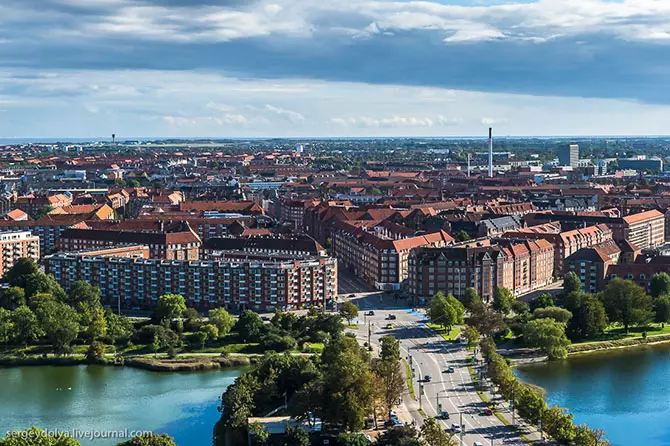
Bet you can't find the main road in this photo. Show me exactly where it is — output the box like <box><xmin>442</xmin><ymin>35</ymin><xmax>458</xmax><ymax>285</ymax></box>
<box><xmin>349</xmin><ymin>294</ymin><xmax>526</xmax><ymax>446</ymax></box>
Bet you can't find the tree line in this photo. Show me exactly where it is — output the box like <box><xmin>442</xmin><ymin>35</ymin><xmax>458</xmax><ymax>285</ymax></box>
<box><xmin>479</xmin><ymin>338</ymin><xmax>609</xmax><ymax>446</ymax></box>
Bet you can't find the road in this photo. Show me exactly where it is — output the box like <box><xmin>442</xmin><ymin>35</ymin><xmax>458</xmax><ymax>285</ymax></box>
<box><xmin>351</xmin><ymin>302</ymin><xmax>526</xmax><ymax>446</ymax></box>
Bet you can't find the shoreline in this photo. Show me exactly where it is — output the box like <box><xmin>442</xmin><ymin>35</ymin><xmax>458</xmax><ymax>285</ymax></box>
<box><xmin>508</xmin><ymin>332</ymin><xmax>670</xmax><ymax>366</ymax></box>
<box><xmin>0</xmin><ymin>354</ymin><xmax>255</xmax><ymax>372</ymax></box>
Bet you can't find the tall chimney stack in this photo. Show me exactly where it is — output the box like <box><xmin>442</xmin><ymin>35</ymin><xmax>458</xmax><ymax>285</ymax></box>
<box><xmin>488</xmin><ymin>127</ymin><xmax>493</xmax><ymax>178</ymax></box>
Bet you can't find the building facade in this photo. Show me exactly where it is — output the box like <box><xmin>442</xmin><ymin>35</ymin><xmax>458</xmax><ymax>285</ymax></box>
<box><xmin>0</xmin><ymin>231</ymin><xmax>40</xmax><ymax>278</ymax></box>
<box><xmin>558</xmin><ymin>144</ymin><xmax>579</xmax><ymax>168</ymax></box>
<box><xmin>45</xmin><ymin>252</ymin><xmax>337</xmax><ymax>313</ymax></box>
<box><xmin>332</xmin><ymin>220</ymin><xmax>454</xmax><ymax>290</ymax></box>
<box><xmin>622</xmin><ymin>210</ymin><xmax>665</xmax><ymax>250</ymax></box>
<box><xmin>408</xmin><ymin>239</ymin><xmax>554</xmax><ymax>301</ymax></box>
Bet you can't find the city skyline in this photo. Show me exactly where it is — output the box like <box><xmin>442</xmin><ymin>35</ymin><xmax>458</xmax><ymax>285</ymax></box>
<box><xmin>3</xmin><ymin>0</ymin><xmax>670</xmax><ymax>137</ymax></box>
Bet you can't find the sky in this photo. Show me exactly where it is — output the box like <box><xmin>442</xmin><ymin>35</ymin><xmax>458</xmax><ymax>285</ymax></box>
<box><xmin>3</xmin><ymin>0</ymin><xmax>670</xmax><ymax>138</ymax></box>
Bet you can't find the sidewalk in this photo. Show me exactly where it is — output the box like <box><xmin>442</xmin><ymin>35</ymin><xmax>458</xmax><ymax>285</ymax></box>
<box><xmin>472</xmin><ymin>353</ymin><xmax>554</xmax><ymax>445</ymax></box>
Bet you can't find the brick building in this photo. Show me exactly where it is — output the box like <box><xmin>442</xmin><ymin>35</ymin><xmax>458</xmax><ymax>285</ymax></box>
<box><xmin>566</xmin><ymin>240</ymin><xmax>622</xmax><ymax>293</ymax></box>
<box><xmin>45</xmin><ymin>252</ymin><xmax>337</xmax><ymax>313</ymax></box>
<box><xmin>504</xmin><ymin>223</ymin><xmax>613</xmax><ymax>276</ymax></box>
<box><xmin>332</xmin><ymin>220</ymin><xmax>454</xmax><ymax>290</ymax></box>
<box><xmin>58</xmin><ymin>224</ymin><xmax>202</xmax><ymax>260</ymax></box>
<box><xmin>408</xmin><ymin>238</ymin><xmax>554</xmax><ymax>301</ymax></box>
<box><xmin>0</xmin><ymin>231</ymin><xmax>40</xmax><ymax>278</ymax></box>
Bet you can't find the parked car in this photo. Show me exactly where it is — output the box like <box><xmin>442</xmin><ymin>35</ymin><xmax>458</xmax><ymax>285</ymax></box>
<box><xmin>367</xmin><ymin>310</ymin><xmax>375</xmax><ymax>316</ymax></box>
<box><xmin>349</xmin><ymin>294</ymin><xmax>356</xmax><ymax>298</ymax></box>
<box><xmin>384</xmin><ymin>419</ymin><xmax>403</xmax><ymax>428</ymax></box>
<box><xmin>474</xmin><ymin>442</ymin><xmax>483</xmax><ymax>446</ymax></box>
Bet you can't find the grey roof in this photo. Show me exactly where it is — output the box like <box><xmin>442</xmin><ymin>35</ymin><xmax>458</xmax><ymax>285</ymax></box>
<box><xmin>479</xmin><ymin>215</ymin><xmax>523</xmax><ymax>232</ymax></box>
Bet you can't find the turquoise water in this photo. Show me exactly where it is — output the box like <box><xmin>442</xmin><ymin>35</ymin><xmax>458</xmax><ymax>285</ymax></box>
<box><xmin>515</xmin><ymin>343</ymin><xmax>670</xmax><ymax>446</ymax></box>
<box><xmin>0</xmin><ymin>365</ymin><xmax>241</xmax><ymax>446</ymax></box>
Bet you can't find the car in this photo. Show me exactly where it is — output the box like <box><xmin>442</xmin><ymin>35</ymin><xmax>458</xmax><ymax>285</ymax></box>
<box><xmin>451</xmin><ymin>424</ymin><xmax>462</xmax><ymax>433</ymax></box>
<box><xmin>438</xmin><ymin>411</ymin><xmax>450</xmax><ymax>420</ymax></box>
<box><xmin>349</xmin><ymin>294</ymin><xmax>356</xmax><ymax>298</ymax></box>
<box><xmin>390</xmin><ymin>411</ymin><xmax>398</xmax><ymax>420</ymax></box>
<box><xmin>423</xmin><ymin>375</ymin><xmax>431</xmax><ymax>382</ymax></box>
<box><xmin>447</xmin><ymin>366</ymin><xmax>455</xmax><ymax>373</ymax></box>
<box><xmin>384</xmin><ymin>323</ymin><xmax>394</xmax><ymax>329</ymax></box>
<box><xmin>387</xmin><ymin>314</ymin><xmax>397</xmax><ymax>320</ymax></box>
<box><xmin>367</xmin><ymin>310</ymin><xmax>375</xmax><ymax>316</ymax></box>
<box><xmin>384</xmin><ymin>419</ymin><xmax>403</xmax><ymax>428</ymax></box>
<box><xmin>479</xmin><ymin>408</ymin><xmax>493</xmax><ymax>416</ymax></box>
<box><xmin>474</xmin><ymin>442</ymin><xmax>483</xmax><ymax>446</ymax></box>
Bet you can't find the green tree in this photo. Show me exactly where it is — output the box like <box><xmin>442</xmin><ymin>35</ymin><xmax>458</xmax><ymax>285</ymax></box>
<box><xmin>156</xmin><ymin>294</ymin><xmax>187</xmax><ymax>325</ymax></box>
<box><xmin>0</xmin><ymin>427</ymin><xmax>80</xmax><ymax>446</ymax></box>
<box><xmin>380</xmin><ymin>335</ymin><xmax>400</xmax><ymax>361</ymax></box>
<box><xmin>182</xmin><ymin>307</ymin><xmax>203</xmax><ymax>332</ymax></box>
<box><xmin>373</xmin><ymin>358</ymin><xmax>405</xmax><ymax>419</ymax></box>
<box><xmin>493</xmin><ymin>287</ymin><xmax>514</xmax><ymax>316</ymax></box>
<box><xmin>462</xmin><ymin>288</ymin><xmax>482</xmax><ymax>312</ymax></box>
<box><xmin>511</xmin><ymin>300</ymin><xmax>530</xmax><ymax>316</ymax></box>
<box><xmin>515</xmin><ymin>384</ymin><xmax>546</xmax><ymax>424</ymax></box>
<box><xmin>0</xmin><ymin>308</ymin><xmax>14</xmax><ymax>346</ymax></box>
<box><xmin>36</xmin><ymin>299</ymin><xmax>80</xmax><ymax>354</ymax></box>
<box><xmin>235</xmin><ymin>310</ymin><xmax>265</xmax><ymax>342</ymax></box>
<box><xmin>86</xmin><ymin>340</ymin><xmax>106</xmax><ymax>362</ymax></box>
<box><xmin>564</xmin><ymin>272</ymin><xmax>583</xmax><ymax>295</ymax></box>
<box><xmin>320</xmin><ymin>336</ymin><xmax>375</xmax><ymax>431</ymax></box>
<box><xmin>106</xmin><ymin>312</ymin><xmax>135</xmax><ymax>345</ymax></box>
<box><xmin>337</xmin><ymin>433</ymin><xmax>369</xmax><ymax>446</ymax></box>
<box><xmin>462</xmin><ymin>325</ymin><xmax>480</xmax><ymax>347</ymax></box>
<box><xmin>469</xmin><ymin>306</ymin><xmax>506</xmax><ymax>337</ymax></box>
<box><xmin>339</xmin><ymin>301</ymin><xmax>359</xmax><ymax>325</ymax></box>
<box><xmin>523</xmin><ymin>318</ymin><xmax>570</xmax><ymax>360</ymax></box>
<box><xmin>66</xmin><ymin>281</ymin><xmax>101</xmax><ymax>308</ymax></box>
<box><xmin>444</xmin><ymin>293</ymin><xmax>465</xmax><ymax>324</ymax></box>
<box><xmin>128</xmin><ymin>179</ymin><xmax>141</xmax><ymax>188</ymax></box>
<box><xmin>208</xmin><ymin>307</ymin><xmax>235</xmax><ymax>336</ymax></box>
<box><xmin>573</xmin><ymin>426</ymin><xmax>610</xmax><ymax>446</ymax></box>
<box><xmin>533</xmin><ymin>306</ymin><xmax>573</xmax><ymax>324</ymax></box>
<box><xmin>282</xmin><ymin>426</ymin><xmax>309</xmax><ymax>446</ymax></box>
<box><xmin>116</xmin><ymin>433</ymin><xmax>177</xmax><ymax>446</ymax></box>
<box><xmin>24</xmin><ymin>273</ymin><xmax>67</xmax><ymax>302</ymax></box>
<box><xmin>542</xmin><ymin>406</ymin><xmax>576</xmax><ymax>443</ymax></box>
<box><xmin>420</xmin><ymin>417</ymin><xmax>457</xmax><ymax>446</ymax></box>
<box><xmin>655</xmin><ymin>295</ymin><xmax>670</xmax><ymax>328</ymax></box>
<box><xmin>455</xmin><ymin>230</ymin><xmax>471</xmax><ymax>242</ymax></box>
<box><xmin>602</xmin><ymin>278</ymin><xmax>653</xmax><ymax>332</ymax></box>
<box><xmin>33</xmin><ymin>205</ymin><xmax>54</xmax><ymax>220</ymax></box>
<box><xmin>429</xmin><ymin>293</ymin><xmax>457</xmax><ymax>330</ymax></box>
<box><xmin>375</xmin><ymin>426</ymin><xmax>421</xmax><ymax>446</ymax></box>
<box><xmin>533</xmin><ymin>292</ymin><xmax>555</xmax><ymax>310</ymax></box>
<box><xmin>3</xmin><ymin>257</ymin><xmax>39</xmax><ymax>286</ymax></box>
<box><xmin>650</xmin><ymin>272</ymin><xmax>670</xmax><ymax>298</ymax></box>
<box><xmin>249</xmin><ymin>422</ymin><xmax>270</xmax><ymax>446</ymax></box>
<box><xmin>83</xmin><ymin>305</ymin><xmax>108</xmax><ymax>341</ymax></box>
<box><xmin>0</xmin><ymin>286</ymin><xmax>26</xmax><ymax>310</ymax></box>
<box><xmin>195</xmin><ymin>330</ymin><xmax>208</xmax><ymax>349</ymax></box>
<box><xmin>11</xmin><ymin>305</ymin><xmax>43</xmax><ymax>347</ymax></box>
<box><xmin>219</xmin><ymin>372</ymin><xmax>261</xmax><ymax>428</ymax></box>
<box><xmin>201</xmin><ymin>323</ymin><xmax>219</xmax><ymax>342</ymax></box>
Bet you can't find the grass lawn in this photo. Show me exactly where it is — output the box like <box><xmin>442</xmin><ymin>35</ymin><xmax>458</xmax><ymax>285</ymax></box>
<box><xmin>572</xmin><ymin>323</ymin><xmax>670</xmax><ymax>345</ymax></box>
<box><xmin>346</xmin><ymin>324</ymin><xmax>359</xmax><ymax>330</ymax></box>
<box><xmin>402</xmin><ymin>359</ymin><xmax>416</xmax><ymax>400</ymax></box>
<box><xmin>425</xmin><ymin>323</ymin><xmax>461</xmax><ymax>341</ymax></box>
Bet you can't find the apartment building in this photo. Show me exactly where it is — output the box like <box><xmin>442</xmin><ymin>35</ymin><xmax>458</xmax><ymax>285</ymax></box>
<box><xmin>622</xmin><ymin>210</ymin><xmax>665</xmax><ymax>250</ymax></box>
<box><xmin>0</xmin><ymin>231</ymin><xmax>40</xmax><ymax>278</ymax></box>
<box><xmin>15</xmin><ymin>193</ymin><xmax>72</xmax><ymax>218</ymax></box>
<box><xmin>504</xmin><ymin>223</ymin><xmax>613</xmax><ymax>276</ymax></box>
<box><xmin>202</xmin><ymin>236</ymin><xmax>326</xmax><ymax>260</ymax></box>
<box><xmin>566</xmin><ymin>240</ymin><xmax>622</xmax><ymax>293</ymax></box>
<box><xmin>45</xmin><ymin>252</ymin><xmax>337</xmax><ymax>313</ymax></box>
<box><xmin>332</xmin><ymin>220</ymin><xmax>454</xmax><ymax>290</ymax></box>
<box><xmin>0</xmin><ymin>215</ymin><xmax>86</xmax><ymax>254</ymax></box>
<box><xmin>58</xmin><ymin>225</ymin><xmax>202</xmax><ymax>260</ymax></box>
<box><xmin>408</xmin><ymin>239</ymin><xmax>554</xmax><ymax>301</ymax></box>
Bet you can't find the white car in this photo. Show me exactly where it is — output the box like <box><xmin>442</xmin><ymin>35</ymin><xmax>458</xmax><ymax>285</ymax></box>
<box><xmin>451</xmin><ymin>423</ymin><xmax>462</xmax><ymax>433</ymax></box>
<box><xmin>474</xmin><ymin>442</ymin><xmax>483</xmax><ymax>446</ymax></box>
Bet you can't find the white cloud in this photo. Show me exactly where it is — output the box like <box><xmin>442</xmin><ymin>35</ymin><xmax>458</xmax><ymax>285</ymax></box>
<box><xmin>331</xmin><ymin>114</ymin><xmax>461</xmax><ymax>128</ymax></box>
<box><xmin>480</xmin><ymin>117</ymin><xmax>509</xmax><ymax>126</ymax></box>
<box><xmin>264</xmin><ymin>104</ymin><xmax>305</xmax><ymax>123</ymax></box>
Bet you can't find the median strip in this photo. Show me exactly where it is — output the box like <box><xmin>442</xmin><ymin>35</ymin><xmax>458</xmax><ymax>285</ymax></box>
<box><xmin>402</xmin><ymin>358</ymin><xmax>416</xmax><ymax>400</ymax></box>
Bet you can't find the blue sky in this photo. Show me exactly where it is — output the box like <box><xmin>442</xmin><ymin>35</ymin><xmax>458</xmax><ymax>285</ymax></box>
<box><xmin>2</xmin><ymin>0</ymin><xmax>670</xmax><ymax>138</ymax></box>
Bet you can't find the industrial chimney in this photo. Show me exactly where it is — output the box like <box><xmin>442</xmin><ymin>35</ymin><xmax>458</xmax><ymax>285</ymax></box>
<box><xmin>112</xmin><ymin>133</ymin><xmax>116</xmax><ymax>145</ymax></box>
<box><xmin>488</xmin><ymin>127</ymin><xmax>493</xmax><ymax>178</ymax></box>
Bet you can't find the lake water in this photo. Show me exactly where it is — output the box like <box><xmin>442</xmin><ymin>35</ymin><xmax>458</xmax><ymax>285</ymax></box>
<box><xmin>0</xmin><ymin>365</ymin><xmax>242</xmax><ymax>446</ymax></box>
<box><xmin>515</xmin><ymin>343</ymin><xmax>670</xmax><ymax>446</ymax></box>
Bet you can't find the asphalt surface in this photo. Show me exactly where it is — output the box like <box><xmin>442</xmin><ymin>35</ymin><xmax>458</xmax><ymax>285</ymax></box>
<box><xmin>350</xmin><ymin>294</ymin><xmax>526</xmax><ymax>446</ymax></box>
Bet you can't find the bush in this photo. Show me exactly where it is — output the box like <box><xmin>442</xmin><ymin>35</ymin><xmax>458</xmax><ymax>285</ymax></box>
<box><xmin>260</xmin><ymin>334</ymin><xmax>298</xmax><ymax>352</ymax></box>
